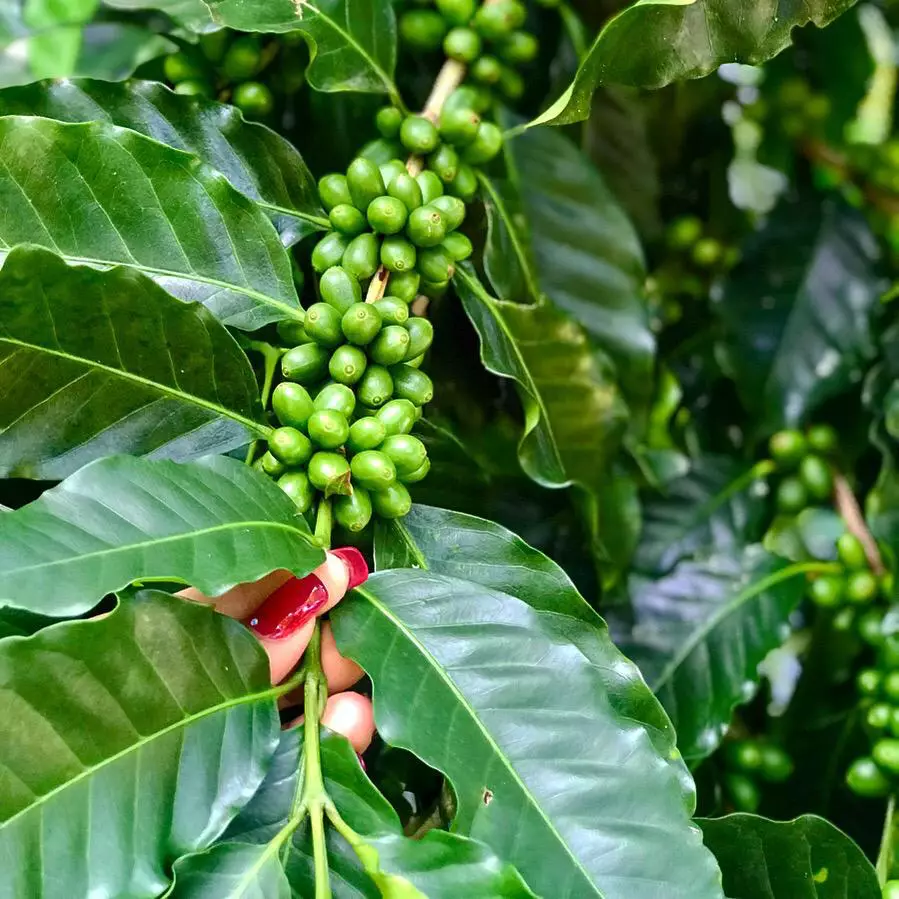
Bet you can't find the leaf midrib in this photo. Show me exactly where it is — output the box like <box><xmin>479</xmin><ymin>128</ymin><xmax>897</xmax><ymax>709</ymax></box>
<box><xmin>353</xmin><ymin>583</ymin><xmax>601</xmax><ymax>898</ymax></box>
<box><xmin>0</xmin><ymin>334</ymin><xmax>270</xmax><ymax>437</ymax></box>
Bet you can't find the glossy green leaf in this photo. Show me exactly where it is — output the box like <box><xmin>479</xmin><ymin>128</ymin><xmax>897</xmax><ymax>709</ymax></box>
<box><xmin>611</xmin><ymin>546</ymin><xmax>808</xmax><ymax>761</ymax></box>
<box><xmin>169</xmin><ymin>843</ymin><xmax>291</xmax><ymax>899</ymax></box>
<box><xmin>0</xmin><ymin>455</ymin><xmax>324</xmax><ymax>616</ymax></box>
<box><xmin>0</xmin><ymin>247</ymin><xmax>267</xmax><ymax>479</ymax></box>
<box><xmin>333</xmin><ymin>569</ymin><xmax>724</xmax><ymax>899</ymax></box>
<box><xmin>0</xmin><ymin>79</ymin><xmax>327</xmax><ymax>245</ymax></box>
<box><xmin>634</xmin><ymin>456</ymin><xmax>769</xmax><ymax>576</ymax></box>
<box><xmin>0</xmin><ymin>115</ymin><xmax>301</xmax><ymax>329</ymax></box>
<box><xmin>698</xmin><ymin>814</ymin><xmax>879</xmax><ymax>899</ymax></box>
<box><xmin>493</xmin><ymin>121</ymin><xmax>654</xmax><ymax>412</ymax></box>
<box><xmin>222</xmin><ymin>729</ymin><xmax>536</xmax><ymax>898</ymax></box>
<box><xmin>0</xmin><ymin>591</ymin><xmax>281</xmax><ymax>899</ymax></box>
<box><xmin>454</xmin><ymin>264</ymin><xmax>628</xmax><ymax>515</ymax></box>
<box><xmin>527</xmin><ymin>0</ymin><xmax>859</xmax><ymax>128</ymax></box>
<box><xmin>715</xmin><ymin>201</ymin><xmax>884</xmax><ymax>430</ymax></box>
<box><xmin>0</xmin><ymin>608</ymin><xmax>55</xmax><ymax>639</ymax></box>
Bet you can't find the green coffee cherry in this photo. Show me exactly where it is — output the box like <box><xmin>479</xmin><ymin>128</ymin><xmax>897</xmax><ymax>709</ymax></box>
<box><xmin>314</xmin><ymin>383</ymin><xmax>356</xmax><ymax>419</ymax></box>
<box><xmin>380</xmin><ymin>159</ymin><xmax>407</xmax><ymax>186</ymax></box>
<box><xmin>416</xmin><ymin>170</ymin><xmax>445</xmax><ymax>204</ymax></box>
<box><xmin>846</xmin><ymin>756</ymin><xmax>891</xmax><ymax>797</ymax></box>
<box><xmin>377</xmin><ymin>399</ymin><xmax>417</xmax><ymax>437</ymax></box>
<box><xmin>724</xmin><ymin>774</ymin><xmax>760</xmax><ymax>813</ymax></box>
<box><xmin>388</xmin><ymin>271</ymin><xmax>421</xmax><ymax>303</ymax></box>
<box><xmin>347</xmin><ymin>157</ymin><xmax>386</xmax><ymax>211</ymax></box>
<box><xmin>447</xmin><ymin>163</ymin><xmax>478</xmax><ymax>201</ymax></box>
<box><xmin>418</xmin><ymin>246</ymin><xmax>454</xmax><ymax>282</ymax></box>
<box><xmin>356</xmin><ymin>365</ymin><xmax>394</xmax><ymax>407</ymax></box>
<box><xmin>692</xmin><ymin>238</ymin><xmax>722</xmax><ymax>268</ymax></box>
<box><xmin>222</xmin><ymin>36</ymin><xmax>262</xmax><ymax>80</ymax></box>
<box><xmin>430</xmin><ymin>195</ymin><xmax>466</xmax><ymax>231</ymax></box>
<box><xmin>391</xmin><ymin>365</ymin><xmax>433</xmax><ymax>406</ymax></box>
<box><xmin>269</xmin><ymin>426</ymin><xmax>313</xmax><ymax>466</ymax></box>
<box><xmin>304</xmin><ymin>302</ymin><xmax>344</xmax><ymax>348</ymax></box>
<box><xmin>837</xmin><ymin>533</ymin><xmax>867</xmax><ymax>570</ymax></box>
<box><xmin>884</xmin><ymin>637</ymin><xmax>899</xmax><ymax>670</ymax></box>
<box><xmin>320</xmin><ymin>266</ymin><xmax>362</xmax><ymax>313</ymax></box>
<box><xmin>370</xmin><ymin>326</ymin><xmax>412</xmax><ymax>366</ymax></box>
<box><xmin>360</xmin><ymin>139</ymin><xmax>405</xmax><ymax>166</ymax></box>
<box><xmin>282</xmin><ymin>343</ymin><xmax>330</xmax><ymax>383</ymax></box>
<box><xmin>318</xmin><ymin>174</ymin><xmax>353</xmax><ymax>212</ymax></box>
<box><xmin>376</xmin><ymin>106</ymin><xmax>404</xmax><ymax>139</ymax></box>
<box><xmin>329</xmin><ymin>344</ymin><xmax>368</xmax><ymax>385</ymax></box>
<box><xmin>329</xmin><ymin>203</ymin><xmax>367</xmax><ymax>237</ymax></box>
<box><xmin>471</xmin><ymin>55</ymin><xmax>503</xmax><ymax>85</ymax></box>
<box><xmin>400</xmin><ymin>116</ymin><xmax>441</xmax><ymax>155</ymax></box>
<box><xmin>769</xmin><ymin>430</ymin><xmax>807</xmax><ymax>469</ymax></box>
<box><xmin>884</xmin><ymin>671</ymin><xmax>899</xmax><ymax>703</ymax></box>
<box><xmin>406</xmin><ymin>354</ymin><xmax>424</xmax><ymax>369</ymax></box>
<box><xmin>420</xmin><ymin>278</ymin><xmax>450</xmax><ymax>299</ymax></box>
<box><xmin>436</xmin><ymin>0</ymin><xmax>476</xmax><ymax>26</ymax></box>
<box><xmin>499</xmin><ymin>67</ymin><xmax>525</xmax><ymax>101</ymax></box>
<box><xmin>307</xmin><ymin>409</ymin><xmax>350</xmax><ymax>449</ymax></box>
<box><xmin>312</xmin><ymin>232</ymin><xmax>349</xmax><ymax>274</ymax></box>
<box><xmin>874</xmin><ymin>739</ymin><xmax>899</xmax><ymax>776</ymax></box>
<box><xmin>474</xmin><ymin>1</ymin><xmax>525</xmax><ymax>40</ymax></box>
<box><xmin>261</xmin><ymin>451</ymin><xmax>286</xmax><ymax>478</ymax></box>
<box><xmin>445</xmin><ymin>85</ymin><xmax>492</xmax><ymax>114</ymax></box>
<box><xmin>279</xmin><ymin>314</ymin><xmax>306</xmax><ymax>347</ymax></box>
<box><xmin>428</xmin><ymin>143</ymin><xmax>460</xmax><ymax>183</ymax></box>
<box><xmin>858</xmin><ymin>609</ymin><xmax>885</xmax><ymax>646</ymax></box>
<box><xmin>440</xmin><ymin>107</ymin><xmax>481</xmax><ymax>146</ymax></box>
<box><xmin>381</xmin><ymin>434</ymin><xmax>427</xmax><ymax>477</ymax></box>
<box><xmin>758</xmin><ymin>745</ymin><xmax>793</xmax><ymax>783</ymax></box>
<box><xmin>233</xmin><ymin>82</ymin><xmax>274</xmax><ymax>117</ymax></box>
<box><xmin>798</xmin><ymin>454</ymin><xmax>833</xmax><ymax>501</ymax></box>
<box><xmin>388</xmin><ymin>172</ymin><xmax>423</xmax><ymax>212</ymax></box>
<box><xmin>272</xmin><ymin>382</ymin><xmax>314</xmax><ymax>430</ymax></box>
<box><xmin>342</xmin><ymin>303</ymin><xmax>382</xmax><ymax>346</ymax></box>
<box><xmin>334</xmin><ymin>487</ymin><xmax>373</xmax><ymax>533</ymax></box>
<box><xmin>776</xmin><ymin>477</ymin><xmax>808</xmax><ymax>514</ymax></box>
<box><xmin>808</xmin><ymin>574</ymin><xmax>844</xmax><ymax>608</ymax></box>
<box><xmin>368</xmin><ymin>196</ymin><xmax>409</xmax><ymax>235</ymax></box>
<box><xmin>308</xmin><ymin>452</ymin><xmax>352</xmax><ymax>495</ymax></box>
<box><xmin>374</xmin><ymin>296</ymin><xmax>410</xmax><ymax>326</ymax></box>
<box><xmin>884</xmin><ymin>880</ymin><xmax>899</xmax><ymax>899</ymax></box>
<box><xmin>500</xmin><ymin>30</ymin><xmax>539</xmax><ymax>65</ymax></box>
<box><xmin>869</xmin><ymin>703</ymin><xmax>893</xmax><ymax>731</ymax></box>
<box><xmin>667</xmin><ymin>216</ymin><xmax>703</xmax><ymax>250</ymax></box>
<box><xmin>399</xmin><ymin>9</ymin><xmax>448</xmax><ymax>51</ymax></box>
<box><xmin>402</xmin><ymin>458</ymin><xmax>431</xmax><ymax>484</ymax></box>
<box><xmin>833</xmin><ymin>607</ymin><xmax>856</xmax><ymax>633</ymax></box>
<box><xmin>278</xmin><ymin>470</ymin><xmax>315</xmax><ymax>512</ymax></box>
<box><xmin>407</xmin><ymin>206</ymin><xmax>447</xmax><ymax>248</ymax></box>
<box><xmin>444</xmin><ymin>27</ymin><xmax>482</xmax><ymax>63</ymax></box>
<box><xmin>371</xmin><ymin>482</ymin><xmax>413</xmax><ymax>519</ymax></box>
<box><xmin>351</xmin><ymin>450</ymin><xmax>397</xmax><ymax>490</ymax></box>
<box><xmin>348</xmin><ymin>417</ymin><xmax>388</xmax><ymax>453</ymax></box>
<box><xmin>405</xmin><ymin>317</ymin><xmax>434</xmax><ymax>359</ymax></box>
<box><xmin>726</xmin><ymin>741</ymin><xmax>763</xmax><ymax>773</ymax></box>
<box><xmin>884</xmin><ymin>572</ymin><xmax>895</xmax><ymax>601</ymax></box>
<box><xmin>164</xmin><ymin>52</ymin><xmax>205</xmax><ymax>84</ymax></box>
<box><xmin>343</xmin><ymin>233</ymin><xmax>381</xmax><ymax>280</ymax></box>
<box><xmin>174</xmin><ymin>81</ymin><xmax>211</xmax><ymax>98</ymax></box>
<box><xmin>462</xmin><ymin>122</ymin><xmax>503</xmax><ymax>165</ymax></box>
<box><xmin>807</xmin><ymin>423</ymin><xmax>838</xmax><ymax>455</ymax></box>
<box><xmin>442</xmin><ymin>231</ymin><xmax>473</xmax><ymax>261</ymax></box>
<box><xmin>847</xmin><ymin>570</ymin><xmax>879</xmax><ymax>605</ymax></box>
<box><xmin>381</xmin><ymin>236</ymin><xmax>418</xmax><ymax>272</ymax></box>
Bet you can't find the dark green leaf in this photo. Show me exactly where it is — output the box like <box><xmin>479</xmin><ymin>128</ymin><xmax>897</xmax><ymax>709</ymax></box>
<box><xmin>495</xmin><ymin>121</ymin><xmax>654</xmax><ymax>412</ymax></box>
<box><xmin>715</xmin><ymin>201</ymin><xmax>884</xmax><ymax>431</ymax></box>
<box><xmin>0</xmin><ymin>116</ymin><xmax>301</xmax><ymax>329</ymax></box>
<box><xmin>527</xmin><ymin>0</ymin><xmax>859</xmax><ymax>127</ymax></box>
<box><xmin>0</xmin><ymin>247</ymin><xmax>267</xmax><ymax>479</ymax></box>
<box><xmin>698</xmin><ymin>814</ymin><xmax>879</xmax><ymax>899</ymax></box>
<box><xmin>454</xmin><ymin>264</ymin><xmax>628</xmax><ymax>521</ymax></box>
<box><xmin>634</xmin><ymin>456</ymin><xmax>769</xmax><ymax>576</ymax></box>
<box><xmin>170</xmin><ymin>843</ymin><xmax>291</xmax><ymax>898</ymax></box>
<box><xmin>0</xmin><ymin>591</ymin><xmax>280</xmax><ymax>899</ymax></box>
<box><xmin>611</xmin><ymin>547</ymin><xmax>808</xmax><ymax>761</ymax></box>
<box><xmin>333</xmin><ymin>569</ymin><xmax>724</xmax><ymax>899</ymax></box>
<box><xmin>0</xmin><ymin>607</ymin><xmax>56</xmax><ymax>639</ymax></box>
<box><xmin>0</xmin><ymin>79</ymin><xmax>328</xmax><ymax>245</ymax></box>
<box><xmin>0</xmin><ymin>455</ymin><xmax>324</xmax><ymax>617</ymax></box>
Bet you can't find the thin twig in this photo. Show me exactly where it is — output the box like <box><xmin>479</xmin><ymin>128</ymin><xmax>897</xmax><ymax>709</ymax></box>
<box><xmin>364</xmin><ymin>59</ymin><xmax>467</xmax><ymax>304</ymax></box>
<box><xmin>833</xmin><ymin>473</ymin><xmax>885</xmax><ymax>575</ymax></box>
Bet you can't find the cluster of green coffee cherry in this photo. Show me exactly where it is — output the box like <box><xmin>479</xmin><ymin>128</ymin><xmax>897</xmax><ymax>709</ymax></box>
<box><xmin>163</xmin><ymin>30</ymin><xmax>291</xmax><ymax>117</ymax></box>
<box><xmin>722</xmin><ymin>739</ymin><xmax>794</xmax><ymax>813</ymax></box>
<box><xmin>398</xmin><ymin>0</ymin><xmax>548</xmax><ymax>101</ymax></box>
<box><xmin>806</xmin><ymin>531</ymin><xmax>886</xmax><ymax>611</ymax></box>
<box><xmin>767</xmin><ymin>424</ymin><xmax>838</xmax><ymax>515</ymax></box>
<box><xmin>742</xmin><ymin>76</ymin><xmax>831</xmax><ymax>140</ymax></box>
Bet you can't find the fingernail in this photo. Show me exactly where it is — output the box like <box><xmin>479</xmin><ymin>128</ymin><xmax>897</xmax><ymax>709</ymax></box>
<box><xmin>332</xmin><ymin>547</ymin><xmax>369</xmax><ymax>590</ymax></box>
<box><xmin>248</xmin><ymin>574</ymin><xmax>328</xmax><ymax>640</ymax></box>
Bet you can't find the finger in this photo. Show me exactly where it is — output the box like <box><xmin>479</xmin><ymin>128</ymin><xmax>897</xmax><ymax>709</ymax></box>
<box><xmin>246</xmin><ymin>548</ymin><xmax>368</xmax><ymax>684</ymax></box>
<box><xmin>179</xmin><ymin>570</ymin><xmax>293</xmax><ymax>619</ymax></box>
<box><xmin>321</xmin><ymin>621</ymin><xmax>365</xmax><ymax>693</ymax></box>
<box><xmin>288</xmin><ymin>691</ymin><xmax>375</xmax><ymax>755</ymax></box>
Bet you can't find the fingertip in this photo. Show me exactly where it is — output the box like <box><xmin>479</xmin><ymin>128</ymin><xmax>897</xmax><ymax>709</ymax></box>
<box><xmin>331</xmin><ymin>547</ymin><xmax>369</xmax><ymax>590</ymax></box>
<box><xmin>322</xmin><ymin>691</ymin><xmax>375</xmax><ymax>754</ymax></box>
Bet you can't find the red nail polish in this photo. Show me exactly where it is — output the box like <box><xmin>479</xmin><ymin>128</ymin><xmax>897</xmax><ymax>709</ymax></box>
<box><xmin>248</xmin><ymin>574</ymin><xmax>328</xmax><ymax>640</ymax></box>
<box><xmin>332</xmin><ymin>547</ymin><xmax>369</xmax><ymax>590</ymax></box>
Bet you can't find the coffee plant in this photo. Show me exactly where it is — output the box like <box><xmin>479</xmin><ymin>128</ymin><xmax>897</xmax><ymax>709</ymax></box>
<box><xmin>7</xmin><ymin>0</ymin><xmax>899</xmax><ymax>896</ymax></box>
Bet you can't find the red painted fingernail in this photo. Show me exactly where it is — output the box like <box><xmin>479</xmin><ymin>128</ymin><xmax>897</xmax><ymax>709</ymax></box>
<box><xmin>248</xmin><ymin>574</ymin><xmax>328</xmax><ymax>640</ymax></box>
<box><xmin>332</xmin><ymin>547</ymin><xmax>369</xmax><ymax>590</ymax></box>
